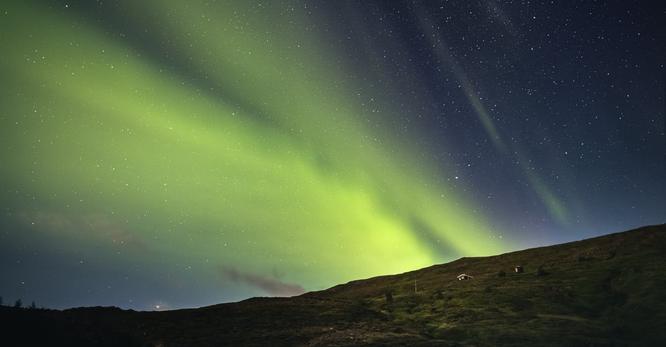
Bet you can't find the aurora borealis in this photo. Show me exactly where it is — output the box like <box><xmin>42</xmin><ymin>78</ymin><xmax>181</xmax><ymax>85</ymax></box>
<box><xmin>1</xmin><ymin>1</ymin><xmax>664</xmax><ymax>310</ymax></box>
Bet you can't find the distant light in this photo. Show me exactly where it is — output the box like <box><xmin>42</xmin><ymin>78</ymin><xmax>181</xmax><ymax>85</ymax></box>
<box><xmin>155</xmin><ymin>305</ymin><xmax>161</xmax><ymax>310</ymax></box>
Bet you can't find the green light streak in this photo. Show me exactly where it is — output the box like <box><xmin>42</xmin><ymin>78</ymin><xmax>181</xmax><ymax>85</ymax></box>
<box><xmin>418</xmin><ymin>12</ymin><xmax>569</xmax><ymax>227</ymax></box>
<box><xmin>0</xmin><ymin>1</ymin><xmax>504</xmax><ymax>293</ymax></box>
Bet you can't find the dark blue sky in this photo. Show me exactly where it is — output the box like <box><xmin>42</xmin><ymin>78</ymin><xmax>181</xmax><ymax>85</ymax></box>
<box><xmin>317</xmin><ymin>0</ymin><xmax>665</xmax><ymax>244</ymax></box>
<box><xmin>0</xmin><ymin>0</ymin><xmax>664</xmax><ymax>310</ymax></box>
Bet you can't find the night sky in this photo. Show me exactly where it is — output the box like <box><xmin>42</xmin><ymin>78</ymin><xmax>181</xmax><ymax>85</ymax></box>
<box><xmin>1</xmin><ymin>0</ymin><xmax>664</xmax><ymax>310</ymax></box>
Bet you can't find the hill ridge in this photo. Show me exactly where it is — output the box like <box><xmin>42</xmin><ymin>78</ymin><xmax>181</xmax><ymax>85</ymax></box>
<box><xmin>2</xmin><ymin>224</ymin><xmax>665</xmax><ymax>346</ymax></box>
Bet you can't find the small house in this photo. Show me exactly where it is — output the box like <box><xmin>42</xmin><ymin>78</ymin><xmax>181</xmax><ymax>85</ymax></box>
<box><xmin>514</xmin><ymin>265</ymin><xmax>524</xmax><ymax>273</ymax></box>
<box><xmin>457</xmin><ymin>273</ymin><xmax>473</xmax><ymax>281</ymax></box>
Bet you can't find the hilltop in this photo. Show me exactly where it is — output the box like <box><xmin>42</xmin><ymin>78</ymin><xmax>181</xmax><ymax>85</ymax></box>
<box><xmin>2</xmin><ymin>224</ymin><xmax>665</xmax><ymax>346</ymax></box>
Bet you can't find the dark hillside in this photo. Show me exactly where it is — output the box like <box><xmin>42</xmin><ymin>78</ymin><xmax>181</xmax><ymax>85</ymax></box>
<box><xmin>2</xmin><ymin>224</ymin><xmax>665</xmax><ymax>346</ymax></box>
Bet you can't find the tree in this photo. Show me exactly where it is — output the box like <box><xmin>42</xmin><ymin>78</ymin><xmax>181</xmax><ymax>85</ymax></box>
<box><xmin>0</xmin><ymin>296</ymin><xmax>3</xmax><ymax>306</ymax></box>
<box><xmin>30</xmin><ymin>301</ymin><xmax>37</xmax><ymax>309</ymax></box>
<box><xmin>14</xmin><ymin>299</ymin><xmax>22</xmax><ymax>308</ymax></box>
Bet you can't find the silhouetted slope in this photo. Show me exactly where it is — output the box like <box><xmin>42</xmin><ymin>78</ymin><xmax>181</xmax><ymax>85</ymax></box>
<box><xmin>2</xmin><ymin>224</ymin><xmax>665</xmax><ymax>346</ymax></box>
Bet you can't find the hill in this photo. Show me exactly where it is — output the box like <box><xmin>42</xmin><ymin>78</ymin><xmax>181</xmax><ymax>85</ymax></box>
<box><xmin>2</xmin><ymin>224</ymin><xmax>665</xmax><ymax>346</ymax></box>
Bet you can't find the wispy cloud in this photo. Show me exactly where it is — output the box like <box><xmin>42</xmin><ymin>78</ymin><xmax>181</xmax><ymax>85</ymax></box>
<box><xmin>219</xmin><ymin>266</ymin><xmax>305</xmax><ymax>297</ymax></box>
<box><xmin>17</xmin><ymin>210</ymin><xmax>147</xmax><ymax>250</ymax></box>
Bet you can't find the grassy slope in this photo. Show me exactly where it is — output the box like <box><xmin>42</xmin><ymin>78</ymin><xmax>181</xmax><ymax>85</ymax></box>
<box><xmin>2</xmin><ymin>224</ymin><xmax>665</xmax><ymax>346</ymax></box>
<box><xmin>307</xmin><ymin>224</ymin><xmax>666</xmax><ymax>346</ymax></box>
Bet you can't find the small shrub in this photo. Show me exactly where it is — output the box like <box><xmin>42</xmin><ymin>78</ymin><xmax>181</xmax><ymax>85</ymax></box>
<box><xmin>578</xmin><ymin>255</ymin><xmax>592</xmax><ymax>262</ymax></box>
<box><xmin>498</xmin><ymin>270</ymin><xmax>506</xmax><ymax>277</ymax></box>
<box><xmin>348</xmin><ymin>298</ymin><xmax>372</xmax><ymax>318</ymax></box>
<box><xmin>509</xmin><ymin>297</ymin><xmax>533</xmax><ymax>311</ymax></box>
<box><xmin>433</xmin><ymin>290</ymin><xmax>444</xmax><ymax>300</ymax></box>
<box><xmin>441</xmin><ymin>326</ymin><xmax>468</xmax><ymax>339</ymax></box>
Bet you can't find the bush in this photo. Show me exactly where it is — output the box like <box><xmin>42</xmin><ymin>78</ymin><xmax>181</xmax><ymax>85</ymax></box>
<box><xmin>498</xmin><ymin>270</ymin><xmax>506</xmax><ymax>277</ymax></box>
<box><xmin>348</xmin><ymin>298</ymin><xmax>374</xmax><ymax>319</ymax></box>
<box><xmin>509</xmin><ymin>297</ymin><xmax>533</xmax><ymax>311</ymax></box>
<box><xmin>433</xmin><ymin>290</ymin><xmax>444</xmax><ymax>300</ymax></box>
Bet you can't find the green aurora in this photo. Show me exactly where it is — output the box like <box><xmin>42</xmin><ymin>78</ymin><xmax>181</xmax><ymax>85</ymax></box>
<box><xmin>0</xmin><ymin>1</ymin><xmax>506</xmax><ymax>306</ymax></box>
